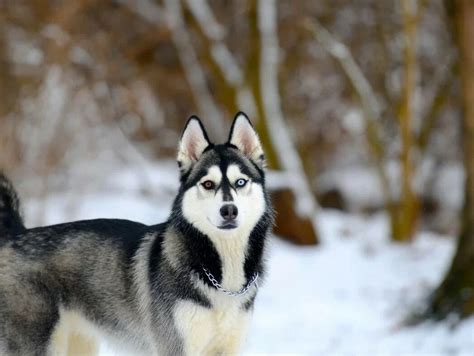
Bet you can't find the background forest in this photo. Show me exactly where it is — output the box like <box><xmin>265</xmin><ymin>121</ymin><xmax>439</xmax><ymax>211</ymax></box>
<box><xmin>1</xmin><ymin>0</ymin><xmax>473</xmax><ymax>354</ymax></box>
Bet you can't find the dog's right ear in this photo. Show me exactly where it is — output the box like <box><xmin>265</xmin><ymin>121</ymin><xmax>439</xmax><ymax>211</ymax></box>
<box><xmin>177</xmin><ymin>116</ymin><xmax>212</xmax><ymax>174</ymax></box>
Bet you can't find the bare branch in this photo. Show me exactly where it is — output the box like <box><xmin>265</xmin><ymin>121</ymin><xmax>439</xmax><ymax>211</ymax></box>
<box><xmin>303</xmin><ymin>18</ymin><xmax>382</xmax><ymax>123</ymax></box>
<box><xmin>417</xmin><ymin>52</ymin><xmax>456</xmax><ymax>152</ymax></box>
<box><xmin>163</xmin><ymin>0</ymin><xmax>224</xmax><ymax>138</ymax></box>
<box><xmin>258</xmin><ymin>0</ymin><xmax>320</xmax><ymax>219</ymax></box>
<box><xmin>185</xmin><ymin>0</ymin><xmax>257</xmax><ymax>117</ymax></box>
<box><xmin>122</xmin><ymin>0</ymin><xmax>224</xmax><ymax>138</ymax></box>
<box><xmin>303</xmin><ymin>18</ymin><xmax>392</xmax><ymax>206</ymax></box>
<box><xmin>185</xmin><ymin>0</ymin><xmax>225</xmax><ymax>41</ymax></box>
<box><xmin>116</xmin><ymin>0</ymin><xmax>164</xmax><ymax>23</ymax></box>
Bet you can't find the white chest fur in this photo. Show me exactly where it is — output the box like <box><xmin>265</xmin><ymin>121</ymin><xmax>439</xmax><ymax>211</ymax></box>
<box><xmin>210</xmin><ymin>231</ymin><xmax>249</xmax><ymax>291</ymax></box>
<box><xmin>173</xmin><ymin>300</ymin><xmax>251</xmax><ymax>356</ymax></box>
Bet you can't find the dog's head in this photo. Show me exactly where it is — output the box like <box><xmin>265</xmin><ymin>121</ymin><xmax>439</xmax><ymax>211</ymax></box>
<box><xmin>174</xmin><ymin>112</ymin><xmax>270</xmax><ymax>239</ymax></box>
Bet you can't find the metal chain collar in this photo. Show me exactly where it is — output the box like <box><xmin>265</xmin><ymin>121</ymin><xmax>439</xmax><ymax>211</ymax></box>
<box><xmin>201</xmin><ymin>267</ymin><xmax>259</xmax><ymax>297</ymax></box>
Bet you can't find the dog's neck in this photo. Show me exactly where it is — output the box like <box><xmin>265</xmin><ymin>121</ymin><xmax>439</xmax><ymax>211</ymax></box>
<box><xmin>169</xmin><ymin>215</ymin><xmax>270</xmax><ymax>291</ymax></box>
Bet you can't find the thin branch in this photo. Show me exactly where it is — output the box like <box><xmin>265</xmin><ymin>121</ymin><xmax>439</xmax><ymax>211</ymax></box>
<box><xmin>116</xmin><ymin>0</ymin><xmax>164</xmax><ymax>23</ymax></box>
<box><xmin>303</xmin><ymin>18</ymin><xmax>392</xmax><ymax>206</ymax></box>
<box><xmin>184</xmin><ymin>0</ymin><xmax>225</xmax><ymax>41</ymax></box>
<box><xmin>373</xmin><ymin>1</ymin><xmax>396</xmax><ymax>106</ymax></box>
<box><xmin>185</xmin><ymin>0</ymin><xmax>239</xmax><ymax>85</ymax></box>
<box><xmin>185</xmin><ymin>0</ymin><xmax>257</xmax><ymax>117</ymax></box>
<box><xmin>163</xmin><ymin>0</ymin><xmax>224</xmax><ymax>138</ymax></box>
<box><xmin>303</xmin><ymin>18</ymin><xmax>382</xmax><ymax>123</ymax></box>
<box><xmin>417</xmin><ymin>52</ymin><xmax>456</xmax><ymax>153</ymax></box>
<box><xmin>122</xmin><ymin>0</ymin><xmax>224</xmax><ymax>138</ymax></box>
<box><xmin>258</xmin><ymin>0</ymin><xmax>320</xmax><ymax>218</ymax></box>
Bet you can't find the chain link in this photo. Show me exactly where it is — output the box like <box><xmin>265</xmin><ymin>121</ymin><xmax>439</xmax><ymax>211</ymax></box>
<box><xmin>201</xmin><ymin>267</ymin><xmax>259</xmax><ymax>297</ymax></box>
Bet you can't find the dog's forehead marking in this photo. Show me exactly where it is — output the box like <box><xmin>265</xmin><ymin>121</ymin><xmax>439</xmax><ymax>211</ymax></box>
<box><xmin>186</xmin><ymin>146</ymin><xmax>263</xmax><ymax>185</ymax></box>
<box><xmin>226</xmin><ymin>164</ymin><xmax>247</xmax><ymax>181</ymax></box>
<box><xmin>201</xmin><ymin>165</ymin><xmax>222</xmax><ymax>183</ymax></box>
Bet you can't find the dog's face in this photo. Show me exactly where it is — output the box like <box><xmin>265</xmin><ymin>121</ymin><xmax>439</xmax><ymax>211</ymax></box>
<box><xmin>176</xmin><ymin>112</ymin><xmax>268</xmax><ymax>238</ymax></box>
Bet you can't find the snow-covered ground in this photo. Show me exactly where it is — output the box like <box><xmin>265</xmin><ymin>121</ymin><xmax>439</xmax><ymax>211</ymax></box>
<box><xmin>248</xmin><ymin>212</ymin><xmax>474</xmax><ymax>355</ymax></box>
<box><xmin>23</xmin><ymin>163</ymin><xmax>474</xmax><ymax>355</ymax></box>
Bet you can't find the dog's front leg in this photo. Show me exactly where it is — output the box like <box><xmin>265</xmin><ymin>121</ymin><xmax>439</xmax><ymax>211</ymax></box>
<box><xmin>173</xmin><ymin>301</ymin><xmax>215</xmax><ymax>355</ymax></box>
<box><xmin>204</xmin><ymin>311</ymin><xmax>251</xmax><ymax>356</ymax></box>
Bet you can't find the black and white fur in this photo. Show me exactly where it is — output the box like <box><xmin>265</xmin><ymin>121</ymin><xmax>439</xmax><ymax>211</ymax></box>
<box><xmin>0</xmin><ymin>112</ymin><xmax>274</xmax><ymax>356</ymax></box>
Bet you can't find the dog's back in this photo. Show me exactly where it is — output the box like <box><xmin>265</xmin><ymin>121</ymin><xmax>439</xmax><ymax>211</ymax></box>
<box><xmin>0</xmin><ymin>174</ymin><xmax>154</xmax><ymax>355</ymax></box>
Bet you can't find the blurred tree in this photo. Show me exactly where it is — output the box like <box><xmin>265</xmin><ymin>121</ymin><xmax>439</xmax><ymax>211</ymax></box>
<box><xmin>0</xmin><ymin>0</ymin><xmax>461</xmax><ymax>241</ymax></box>
<box><xmin>304</xmin><ymin>0</ymin><xmax>455</xmax><ymax>242</ymax></box>
<box><xmin>421</xmin><ymin>0</ymin><xmax>474</xmax><ymax>320</ymax></box>
<box><xmin>0</xmin><ymin>0</ymin><xmax>320</xmax><ymax>244</ymax></box>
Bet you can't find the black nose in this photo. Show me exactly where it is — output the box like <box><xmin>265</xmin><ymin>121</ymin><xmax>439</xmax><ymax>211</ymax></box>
<box><xmin>220</xmin><ymin>204</ymin><xmax>238</xmax><ymax>220</ymax></box>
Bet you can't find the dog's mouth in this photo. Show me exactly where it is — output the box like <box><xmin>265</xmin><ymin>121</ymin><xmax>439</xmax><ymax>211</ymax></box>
<box><xmin>208</xmin><ymin>217</ymin><xmax>238</xmax><ymax>230</ymax></box>
<box><xmin>218</xmin><ymin>222</ymin><xmax>238</xmax><ymax>230</ymax></box>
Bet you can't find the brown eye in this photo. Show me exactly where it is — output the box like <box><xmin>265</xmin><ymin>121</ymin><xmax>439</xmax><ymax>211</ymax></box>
<box><xmin>201</xmin><ymin>180</ymin><xmax>215</xmax><ymax>190</ymax></box>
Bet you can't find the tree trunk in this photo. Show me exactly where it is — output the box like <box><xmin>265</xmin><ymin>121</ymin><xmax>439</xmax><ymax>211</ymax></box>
<box><xmin>250</xmin><ymin>0</ymin><xmax>319</xmax><ymax>245</ymax></box>
<box><xmin>272</xmin><ymin>188</ymin><xmax>319</xmax><ymax>245</ymax></box>
<box><xmin>424</xmin><ymin>0</ymin><xmax>474</xmax><ymax>320</ymax></box>
<box><xmin>392</xmin><ymin>0</ymin><xmax>420</xmax><ymax>242</ymax></box>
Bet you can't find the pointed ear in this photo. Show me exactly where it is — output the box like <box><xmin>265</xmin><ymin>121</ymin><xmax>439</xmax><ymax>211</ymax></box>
<box><xmin>228</xmin><ymin>112</ymin><xmax>265</xmax><ymax>168</ymax></box>
<box><xmin>177</xmin><ymin>116</ymin><xmax>212</xmax><ymax>174</ymax></box>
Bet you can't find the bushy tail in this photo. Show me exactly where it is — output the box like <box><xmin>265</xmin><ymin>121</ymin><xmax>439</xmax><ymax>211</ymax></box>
<box><xmin>0</xmin><ymin>173</ymin><xmax>25</xmax><ymax>235</ymax></box>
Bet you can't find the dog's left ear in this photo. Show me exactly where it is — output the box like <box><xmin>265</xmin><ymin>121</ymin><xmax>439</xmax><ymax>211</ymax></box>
<box><xmin>178</xmin><ymin>116</ymin><xmax>212</xmax><ymax>174</ymax></box>
<box><xmin>228</xmin><ymin>112</ymin><xmax>265</xmax><ymax>168</ymax></box>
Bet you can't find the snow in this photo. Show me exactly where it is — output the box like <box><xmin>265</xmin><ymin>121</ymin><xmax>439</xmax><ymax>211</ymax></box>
<box><xmin>23</xmin><ymin>164</ymin><xmax>474</xmax><ymax>355</ymax></box>
<box><xmin>248</xmin><ymin>211</ymin><xmax>473</xmax><ymax>355</ymax></box>
<box><xmin>318</xmin><ymin>161</ymin><xmax>465</xmax><ymax>215</ymax></box>
<box><xmin>318</xmin><ymin>165</ymin><xmax>386</xmax><ymax>211</ymax></box>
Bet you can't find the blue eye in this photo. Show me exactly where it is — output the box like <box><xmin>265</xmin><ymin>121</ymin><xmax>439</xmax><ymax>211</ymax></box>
<box><xmin>235</xmin><ymin>178</ymin><xmax>248</xmax><ymax>188</ymax></box>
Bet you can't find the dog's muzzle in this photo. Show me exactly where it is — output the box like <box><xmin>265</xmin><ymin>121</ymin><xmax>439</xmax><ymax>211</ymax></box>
<box><xmin>219</xmin><ymin>204</ymin><xmax>238</xmax><ymax>229</ymax></box>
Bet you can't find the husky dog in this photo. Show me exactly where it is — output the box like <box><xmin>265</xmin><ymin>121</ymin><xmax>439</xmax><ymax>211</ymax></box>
<box><xmin>0</xmin><ymin>112</ymin><xmax>274</xmax><ymax>356</ymax></box>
